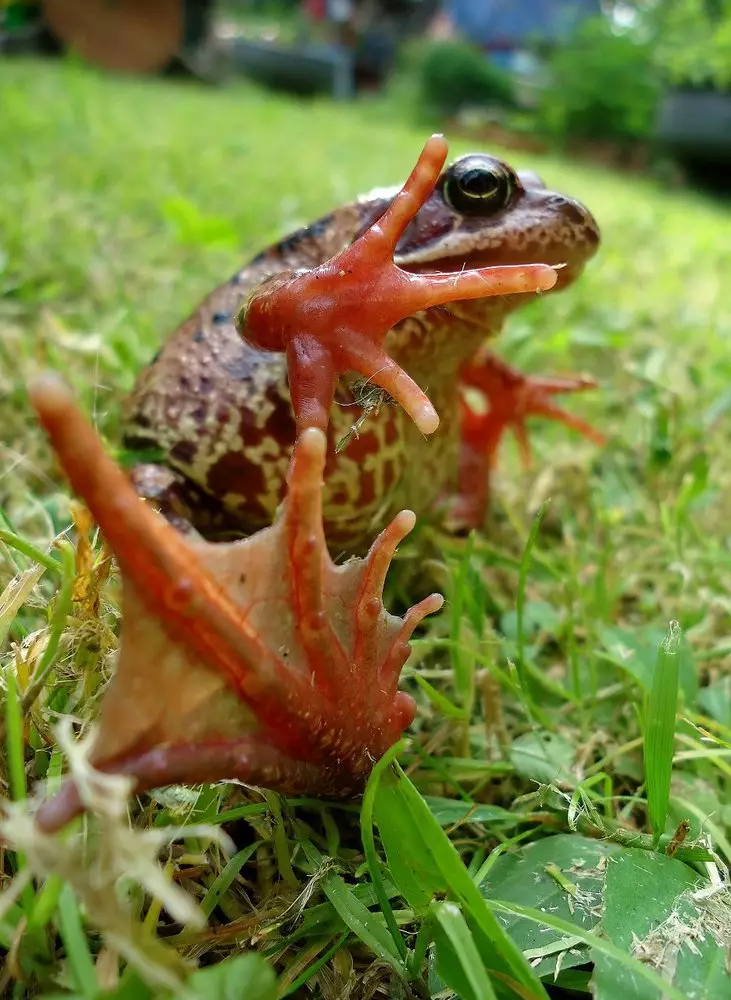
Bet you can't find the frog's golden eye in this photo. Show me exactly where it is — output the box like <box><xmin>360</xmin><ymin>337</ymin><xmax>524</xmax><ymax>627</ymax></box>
<box><xmin>442</xmin><ymin>155</ymin><xmax>515</xmax><ymax>216</ymax></box>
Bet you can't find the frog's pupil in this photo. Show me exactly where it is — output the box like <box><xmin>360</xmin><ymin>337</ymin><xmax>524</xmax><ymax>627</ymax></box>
<box><xmin>460</xmin><ymin>168</ymin><xmax>499</xmax><ymax>198</ymax></box>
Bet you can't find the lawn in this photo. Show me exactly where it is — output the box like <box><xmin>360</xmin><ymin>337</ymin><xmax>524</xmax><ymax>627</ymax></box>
<box><xmin>2</xmin><ymin>57</ymin><xmax>731</xmax><ymax>999</ymax></box>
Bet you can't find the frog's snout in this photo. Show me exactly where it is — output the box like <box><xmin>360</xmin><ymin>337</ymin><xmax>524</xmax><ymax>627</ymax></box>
<box><xmin>527</xmin><ymin>191</ymin><xmax>600</xmax><ymax>287</ymax></box>
<box><xmin>563</xmin><ymin>197</ymin><xmax>600</xmax><ymax>253</ymax></box>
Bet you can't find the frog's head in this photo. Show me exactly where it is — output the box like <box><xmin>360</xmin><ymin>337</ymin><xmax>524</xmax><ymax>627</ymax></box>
<box><xmin>361</xmin><ymin>152</ymin><xmax>600</xmax><ymax>295</ymax></box>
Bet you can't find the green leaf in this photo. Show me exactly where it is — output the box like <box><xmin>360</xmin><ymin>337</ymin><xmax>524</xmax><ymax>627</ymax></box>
<box><xmin>321</xmin><ymin>872</ymin><xmax>404</xmax><ymax>973</ymax></box>
<box><xmin>500</xmin><ymin>600</ymin><xmax>562</xmax><ymax>642</ymax></box>
<box><xmin>360</xmin><ymin>742</ymin><xmax>409</xmax><ymax>960</ymax></box>
<box><xmin>644</xmin><ymin>622</ymin><xmax>682</xmax><ymax>843</ymax></box>
<box><xmin>161</xmin><ymin>196</ymin><xmax>238</xmax><ymax>250</ymax></box>
<box><xmin>373</xmin><ymin>763</ymin><xmax>548</xmax><ymax>998</ymax></box>
<box><xmin>424</xmin><ymin>796</ymin><xmax>519</xmax><ymax>829</ymax></box>
<box><xmin>598</xmin><ymin>623</ymin><xmax>696</xmax><ymax>704</ymax></box>
<box><xmin>431</xmin><ymin>900</ymin><xmax>498</xmax><ymax>1000</ymax></box>
<box><xmin>488</xmin><ymin>897</ymin><xmax>687</xmax><ymax>1000</ymax></box>
<box><xmin>481</xmin><ymin>834</ymin><xmax>621</xmax><ymax>980</ymax></box>
<box><xmin>183</xmin><ymin>953</ymin><xmax>277</xmax><ymax>1000</ymax></box>
<box><xmin>592</xmin><ymin>848</ymin><xmax>730</xmax><ymax>1000</ymax></box>
<box><xmin>95</xmin><ymin>973</ymin><xmax>153</xmax><ymax>1000</ymax></box>
<box><xmin>373</xmin><ymin>769</ymin><xmax>447</xmax><ymax>911</ymax></box>
<box><xmin>509</xmin><ymin>730</ymin><xmax>575</xmax><ymax>786</ymax></box>
<box><xmin>698</xmin><ymin>677</ymin><xmax>731</xmax><ymax>727</ymax></box>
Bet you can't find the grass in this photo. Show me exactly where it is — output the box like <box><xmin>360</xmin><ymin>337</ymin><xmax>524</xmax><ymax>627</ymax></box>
<box><xmin>2</xmin><ymin>57</ymin><xmax>731</xmax><ymax>998</ymax></box>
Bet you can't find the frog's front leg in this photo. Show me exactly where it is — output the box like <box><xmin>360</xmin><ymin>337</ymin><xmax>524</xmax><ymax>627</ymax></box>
<box><xmin>237</xmin><ymin>134</ymin><xmax>558</xmax><ymax>438</ymax></box>
<box><xmin>454</xmin><ymin>348</ymin><xmax>607</xmax><ymax>528</ymax></box>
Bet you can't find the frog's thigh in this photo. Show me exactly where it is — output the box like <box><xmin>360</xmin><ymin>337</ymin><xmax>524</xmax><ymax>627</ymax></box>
<box><xmin>128</xmin><ymin>463</ymin><xmax>210</xmax><ymax>537</ymax></box>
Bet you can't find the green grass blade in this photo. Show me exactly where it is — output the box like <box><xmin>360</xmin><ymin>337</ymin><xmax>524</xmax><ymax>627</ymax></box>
<box><xmin>19</xmin><ymin>540</ymin><xmax>75</xmax><ymax>716</ymax></box>
<box><xmin>199</xmin><ymin>842</ymin><xmax>262</xmax><ymax>919</ymax></box>
<box><xmin>431</xmin><ymin>900</ymin><xmax>498</xmax><ymax>1000</ymax></box>
<box><xmin>515</xmin><ymin>500</ymin><xmax>551</xmax><ymax>719</ymax></box>
<box><xmin>645</xmin><ymin>620</ymin><xmax>682</xmax><ymax>845</ymax></box>
<box><xmin>408</xmin><ymin>671</ymin><xmax>467</xmax><ymax>719</ymax></box>
<box><xmin>0</xmin><ymin>528</ymin><xmax>63</xmax><ymax>575</ymax></box>
<box><xmin>27</xmin><ymin>875</ymin><xmax>64</xmax><ymax>932</ymax></box>
<box><xmin>278</xmin><ymin>931</ymin><xmax>349</xmax><ymax>998</ymax></box>
<box><xmin>299</xmin><ymin>841</ymin><xmax>407</xmax><ymax>978</ymax></box>
<box><xmin>360</xmin><ymin>740</ymin><xmax>409</xmax><ymax>961</ymax></box>
<box><xmin>4</xmin><ymin>661</ymin><xmax>26</xmax><ymax>803</ymax></box>
<box><xmin>449</xmin><ymin>536</ymin><xmax>476</xmax><ymax>715</ymax></box>
<box><xmin>58</xmin><ymin>883</ymin><xmax>98</xmax><ymax>999</ymax></box>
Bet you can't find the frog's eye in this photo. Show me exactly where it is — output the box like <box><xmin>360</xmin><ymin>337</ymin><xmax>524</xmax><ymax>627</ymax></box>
<box><xmin>442</xmin><ymin>156</ymin><xmax>515</xmax><ymax>216</ymax></box>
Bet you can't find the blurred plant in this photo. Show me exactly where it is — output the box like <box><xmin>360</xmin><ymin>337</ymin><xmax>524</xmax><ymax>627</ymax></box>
<box><xmin>536</xmin><ymin>16</ymin><xmax>661</xmax><ymax>145</ymax></box>
<box><xmin>617</xmin><ymin>0</ymin><xmax>731</xmax><ymax>90</ymax></box>
<box><xmin>406</xmin><ymin>40</ymin><xmax>516</xmax><ymax>120</ymax></box>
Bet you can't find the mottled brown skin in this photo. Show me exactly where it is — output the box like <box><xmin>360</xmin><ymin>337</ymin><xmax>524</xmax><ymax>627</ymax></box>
<box><xmin>124</xmin><ymin>153</ymin><xmax>600</xmax><ymax>550</ymax></box>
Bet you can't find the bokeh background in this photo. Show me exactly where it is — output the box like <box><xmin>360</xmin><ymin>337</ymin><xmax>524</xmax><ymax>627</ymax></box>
<box><xmin>2</xmin><ymin>6</ymin><xmax>731</xmax><ymax>998</ymax></box>
<box><xmin>4</xmin><ymin>1</ymin><xmax>731</xmax><ymax>181</ymax></box>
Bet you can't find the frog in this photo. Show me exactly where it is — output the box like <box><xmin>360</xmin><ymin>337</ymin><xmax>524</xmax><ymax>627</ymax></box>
<box><xmin>123</xmin><ymin>135</ymin><xmax>603</xmax><ymax>551</ymax></box>
<box><xmin>30</xmin><ymin>136</ymin><xmax>604</xmax><ymax>830</ymax></box>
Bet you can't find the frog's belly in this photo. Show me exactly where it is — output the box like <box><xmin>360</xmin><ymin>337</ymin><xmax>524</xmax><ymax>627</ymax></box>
<box><xmin>183</xmin><ymin>395</ymin><xmax>455</xmax><ymax>549</ymax></box>
<box><xmin>126</xmin><ymin>332</ymin><xmax>457</xmax><ymax>550</ymax></box>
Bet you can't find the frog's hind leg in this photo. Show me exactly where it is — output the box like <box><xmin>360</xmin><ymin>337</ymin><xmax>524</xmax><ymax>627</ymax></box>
<box><xmin>128</xmin><ymin>463</ymin><xmax>245</xmax><ymax>540</ymax></box>
<box><xmin>453</xmin><ymin>349</ymin><xmax>606</xmax><ymax>529</ymax></box>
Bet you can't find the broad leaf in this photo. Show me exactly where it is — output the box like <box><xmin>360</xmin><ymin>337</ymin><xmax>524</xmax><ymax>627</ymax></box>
<box><xmin>509</xmin><ymin>730</ymin><xmax>575</xmax><ymax>786</ymax></box>
<box><xmin>593</xmin><ymin>848</ymin><xmax>731</xmax><ymax>1000</ymax></box>
<box><xmin>482</xmin><ymin>833</ymin><xmax>620</xmax><ymax>980</ymax></box>
<box><xmin>183</xmin><ymin>953</ymin><xmax>277</xmax><ymax>1000</ymax></box>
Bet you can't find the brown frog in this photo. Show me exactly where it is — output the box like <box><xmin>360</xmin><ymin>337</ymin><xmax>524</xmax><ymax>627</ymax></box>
<box><xmin>30</xmin><ymin>137</ymin><xmax>604</xmax><ymax>833</ymax></box>
<box><xmin>124</xmin><ymin>141</ymin><xmax>602</xmax><ymax>549</ymax></box>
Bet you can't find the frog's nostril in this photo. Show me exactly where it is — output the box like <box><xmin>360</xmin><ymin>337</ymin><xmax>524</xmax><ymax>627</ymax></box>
<box><xmin>559</xmin><ymin>197</ymin><xmax>600</xmax><ymax>249</ymax></box>
<box><xmin>562</xmin><ymin>200</ymin><xmax>591</xmax><ymax>227</ymax></box>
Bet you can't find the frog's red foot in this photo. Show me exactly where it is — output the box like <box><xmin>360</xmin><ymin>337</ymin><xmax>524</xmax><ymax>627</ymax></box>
<box><xmin>28</xmin><ymin>376</ymin><xmax>442</xmax><ymax>833</ymax></box>
<box><xmin>454</xmin><ymin>351</ymin><xmax>606</xmax><ymax>528</ymax></box>
<box><xmin>237</xmin><ymin>135</ymin><xmax>557</xmax><ymax>436</ymax></box>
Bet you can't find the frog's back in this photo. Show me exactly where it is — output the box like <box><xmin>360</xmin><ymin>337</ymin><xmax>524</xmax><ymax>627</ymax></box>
<box><xmin>123</xmin><ymin>201</ymin><xmax>424</xmax><ymax>546</ymax></box>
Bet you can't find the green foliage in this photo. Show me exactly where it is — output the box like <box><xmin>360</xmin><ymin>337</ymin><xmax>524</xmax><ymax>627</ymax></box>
<box><xmin>369</xmin><ymin>758</ymin><xmax>548</xmax><ymax>998</ymax></box>
<box><xmin>411</xmin><ymin>40</ymin><xmax>516</xmax><ymax>119</ymax></box>
<box><xmin>628</xmin><ymin>0</ymin><xmax>731</xmax><ymax>90</ymax></box>
<box><xmin>536</xmin><ymin>17</ymin><xmax>661</xmax><ymax>144</ymax></box>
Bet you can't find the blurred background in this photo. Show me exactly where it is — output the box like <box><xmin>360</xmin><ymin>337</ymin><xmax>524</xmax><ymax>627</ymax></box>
<box><xmin>2</xmin><ymin>0</ymin><xmax>730</xmax><ymax>186</ymax></box>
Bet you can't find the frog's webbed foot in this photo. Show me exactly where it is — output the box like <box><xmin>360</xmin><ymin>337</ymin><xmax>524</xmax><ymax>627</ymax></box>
<box><xmin>454</xmin><ymin>349</ymin><xmax>606</xmax><ymax>529</ymax></box>
<box><xmin>29</xmin><ymin>375</ymin><xmax>442</xmax><ymax>832</ymax></box>
<box><xmin>236</xmin><ymin>135</ymin><xmax>558</xmax><ymax>437</ymax></box>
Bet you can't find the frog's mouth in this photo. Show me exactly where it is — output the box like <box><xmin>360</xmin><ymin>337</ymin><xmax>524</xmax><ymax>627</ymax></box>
<box><xmin>395</xmin><ymin>187</ymin><xmax>601</xmax><ymax>294</ymax></box>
